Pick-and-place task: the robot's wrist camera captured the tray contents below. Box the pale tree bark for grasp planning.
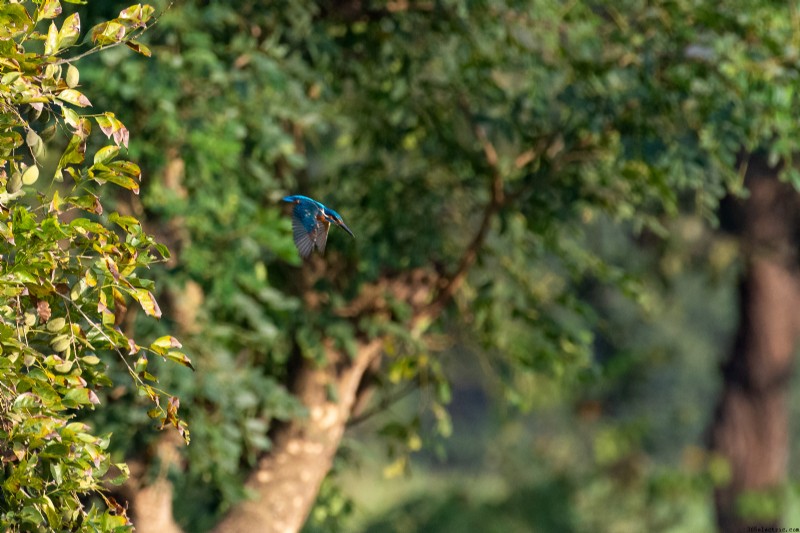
[121,431,185,533]
[711,158,800,532]
[213,339,383,533]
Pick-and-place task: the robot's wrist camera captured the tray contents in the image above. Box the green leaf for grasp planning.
[41,495,61,530]
[54,360,73,373]
[57,89,91,107]
[108,160,140,179]
[165,350,194,370]
[90,21,126,45]
[50,334,70,353]
[91,170,139,193]
[57,12,81,50]
[150,335,181,355]
[56,134,86,170]
[6,172,22,193]
[26,128,44,159]
[63,388,93,406]
[81,355,101,365]
[46,318,66,332]
[0,4,33,40]
[93,145,118,165]
[13,392,39,410]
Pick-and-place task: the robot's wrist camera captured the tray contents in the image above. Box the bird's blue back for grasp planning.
[284,195,325,233]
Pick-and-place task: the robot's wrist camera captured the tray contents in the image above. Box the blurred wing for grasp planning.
[314,223,330,254]
[291,216,315,258]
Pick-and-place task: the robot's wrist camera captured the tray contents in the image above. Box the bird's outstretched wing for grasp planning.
[291,204,330,258]
[291,217,315,258]
[315,222,329,253]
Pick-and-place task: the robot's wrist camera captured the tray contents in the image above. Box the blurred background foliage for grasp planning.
[61,0,800,531]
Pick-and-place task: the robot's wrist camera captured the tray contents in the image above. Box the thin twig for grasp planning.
[347,382,417,427]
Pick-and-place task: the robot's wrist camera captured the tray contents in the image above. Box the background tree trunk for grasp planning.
[711,158,800,532]
[119,431,185,533]
[212,339,383,533]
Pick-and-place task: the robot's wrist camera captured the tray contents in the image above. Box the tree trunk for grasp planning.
[212,339,383,533]
[123,432,185,533]
[711,160,800,532]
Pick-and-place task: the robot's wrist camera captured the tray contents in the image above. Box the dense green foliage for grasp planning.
[3,0,800,531]
[77,0,800,530]
[0,1,189,529]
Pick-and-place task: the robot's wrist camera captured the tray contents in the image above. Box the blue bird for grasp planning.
[282,195,354,258]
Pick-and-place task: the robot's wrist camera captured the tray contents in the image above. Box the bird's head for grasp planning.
[322,207,355,238]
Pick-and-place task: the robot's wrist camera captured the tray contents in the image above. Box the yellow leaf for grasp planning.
[21,165,39,185]
[135,289,162,318]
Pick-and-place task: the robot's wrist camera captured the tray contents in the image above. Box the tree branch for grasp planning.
[347,381,417,427]
[416,106,505,325]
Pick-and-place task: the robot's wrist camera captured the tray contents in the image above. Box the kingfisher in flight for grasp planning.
[282,195,355,258]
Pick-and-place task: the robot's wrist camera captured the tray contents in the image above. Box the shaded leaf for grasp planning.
[50,334,70,353]
[124,40,151,57]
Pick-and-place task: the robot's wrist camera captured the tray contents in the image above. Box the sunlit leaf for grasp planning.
[37,0,62,21]
[133,288,161,318]
[93,145,119,165]
[56,89,91,107]
[165,350,194,371]
[90,21,125,45]
[65,64,79,88]
[44,22,58,55]
[56,12,80,50]
[149,335,181,355]
[118,4,155,25]
[0,4,33,40]
[21,165,39,186]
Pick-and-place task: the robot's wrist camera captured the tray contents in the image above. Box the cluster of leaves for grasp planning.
[0,1,188,529]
